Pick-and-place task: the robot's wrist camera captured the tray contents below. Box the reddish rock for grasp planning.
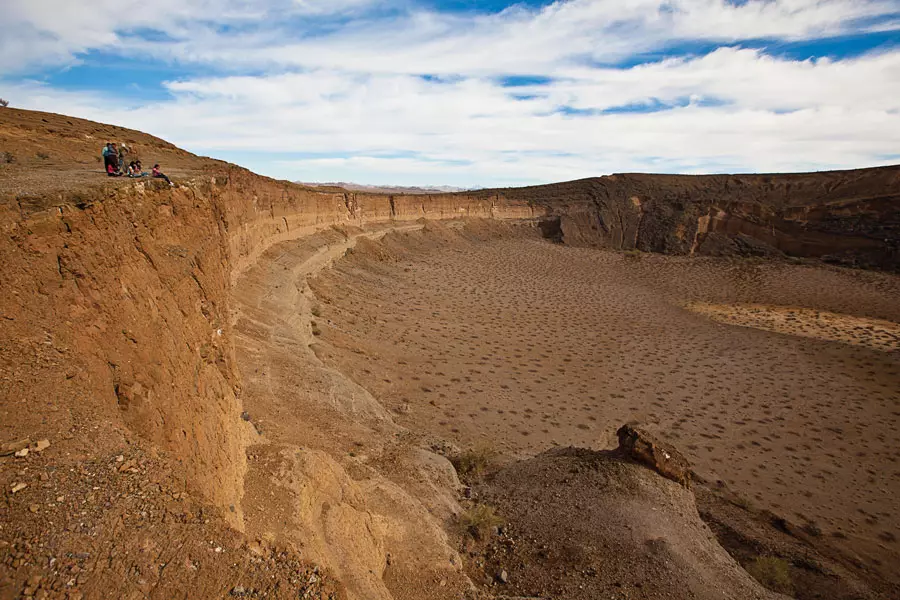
[616,424,691,488]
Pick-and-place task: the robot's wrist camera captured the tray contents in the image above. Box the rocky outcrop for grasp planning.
[476,167,900,271]
[616,424,692,488]
[470,446,782,600]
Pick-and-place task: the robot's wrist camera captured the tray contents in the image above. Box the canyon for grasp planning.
[0,107,898,599]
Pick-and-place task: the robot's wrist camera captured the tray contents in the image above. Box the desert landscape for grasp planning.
[1,107,899,600]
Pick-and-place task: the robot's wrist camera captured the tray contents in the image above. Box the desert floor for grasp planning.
[310,222,900,572]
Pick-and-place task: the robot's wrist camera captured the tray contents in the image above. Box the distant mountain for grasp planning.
[298,181,477,194]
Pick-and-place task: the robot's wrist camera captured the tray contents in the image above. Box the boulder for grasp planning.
[616,424,691,488]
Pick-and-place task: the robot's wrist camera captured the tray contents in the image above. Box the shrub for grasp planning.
[458,504,503,540]
[311,305,322,318]
[0,99,9,108]
[1,151,13,164]
[731,494,754,511]
[451,446,496,481]
[746,556,792,594]
[801,521,822,537]
[36,151,50,160]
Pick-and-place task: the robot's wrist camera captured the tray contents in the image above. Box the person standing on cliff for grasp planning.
[117,143,129,172]
[102,143,114,171]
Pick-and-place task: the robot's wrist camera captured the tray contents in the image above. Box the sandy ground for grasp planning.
[310,222,900,579]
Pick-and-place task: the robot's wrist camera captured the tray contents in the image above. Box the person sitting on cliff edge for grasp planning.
[152,163,174,187]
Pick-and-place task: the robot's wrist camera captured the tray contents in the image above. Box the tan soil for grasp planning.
[685,303,900,353]
[310,222,900,589]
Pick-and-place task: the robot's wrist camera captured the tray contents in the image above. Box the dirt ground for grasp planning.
[309,221,900,585]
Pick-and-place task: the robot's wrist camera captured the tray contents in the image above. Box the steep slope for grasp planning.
[476,169,900,270]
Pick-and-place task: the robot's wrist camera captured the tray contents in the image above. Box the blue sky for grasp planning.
[1,0,899,187]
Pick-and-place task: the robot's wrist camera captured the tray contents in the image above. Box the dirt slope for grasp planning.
[1,107,898,600]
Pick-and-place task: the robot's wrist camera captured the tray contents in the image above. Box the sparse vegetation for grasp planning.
[36,151,50,160]
[0,99,8,108]
[731,494,755,511]
[451,446,496,481]
[802,521,822,537]
[1,151,13,164]
[311,305,322,318]
[458,504,503,540]
[745,556,792,595]
[310,321,322,336]
[623,248,643,260]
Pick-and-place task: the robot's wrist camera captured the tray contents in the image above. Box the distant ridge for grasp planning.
[298,181,478,194]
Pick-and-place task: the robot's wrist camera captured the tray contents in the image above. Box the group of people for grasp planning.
[102,142,173,186]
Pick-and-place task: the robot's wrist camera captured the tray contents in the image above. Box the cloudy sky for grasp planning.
[1,0,899,187]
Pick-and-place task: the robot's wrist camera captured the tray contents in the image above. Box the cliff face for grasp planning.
[0,168,535,528]
[474,168,900,270]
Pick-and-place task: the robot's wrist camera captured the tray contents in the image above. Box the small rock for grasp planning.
[230,586,245,596]
[0,438,31,456]
[29,505,39,513]
[115,455,124,463]
[498,570,508,584]
[11,482,27,493]
[15,448,29,458]
[33,439,50,453]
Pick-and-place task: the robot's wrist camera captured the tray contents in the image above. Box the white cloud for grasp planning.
[1,1,898,185]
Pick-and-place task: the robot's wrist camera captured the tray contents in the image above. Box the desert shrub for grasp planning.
[311,305,322,318]
[623,248,643,260]
[35,151,50,160]
[731,494,754,511]
[801,521,822,537]
[0,99,9,108]
[451,446,496,481]
[458,504,503,540]
[1,152,13,164]
[310,321,322,336]
[746,556,792,594]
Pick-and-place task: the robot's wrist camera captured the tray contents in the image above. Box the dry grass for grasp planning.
[458,504,503,540]
[745,556,792,595]
[451,446,496,481]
